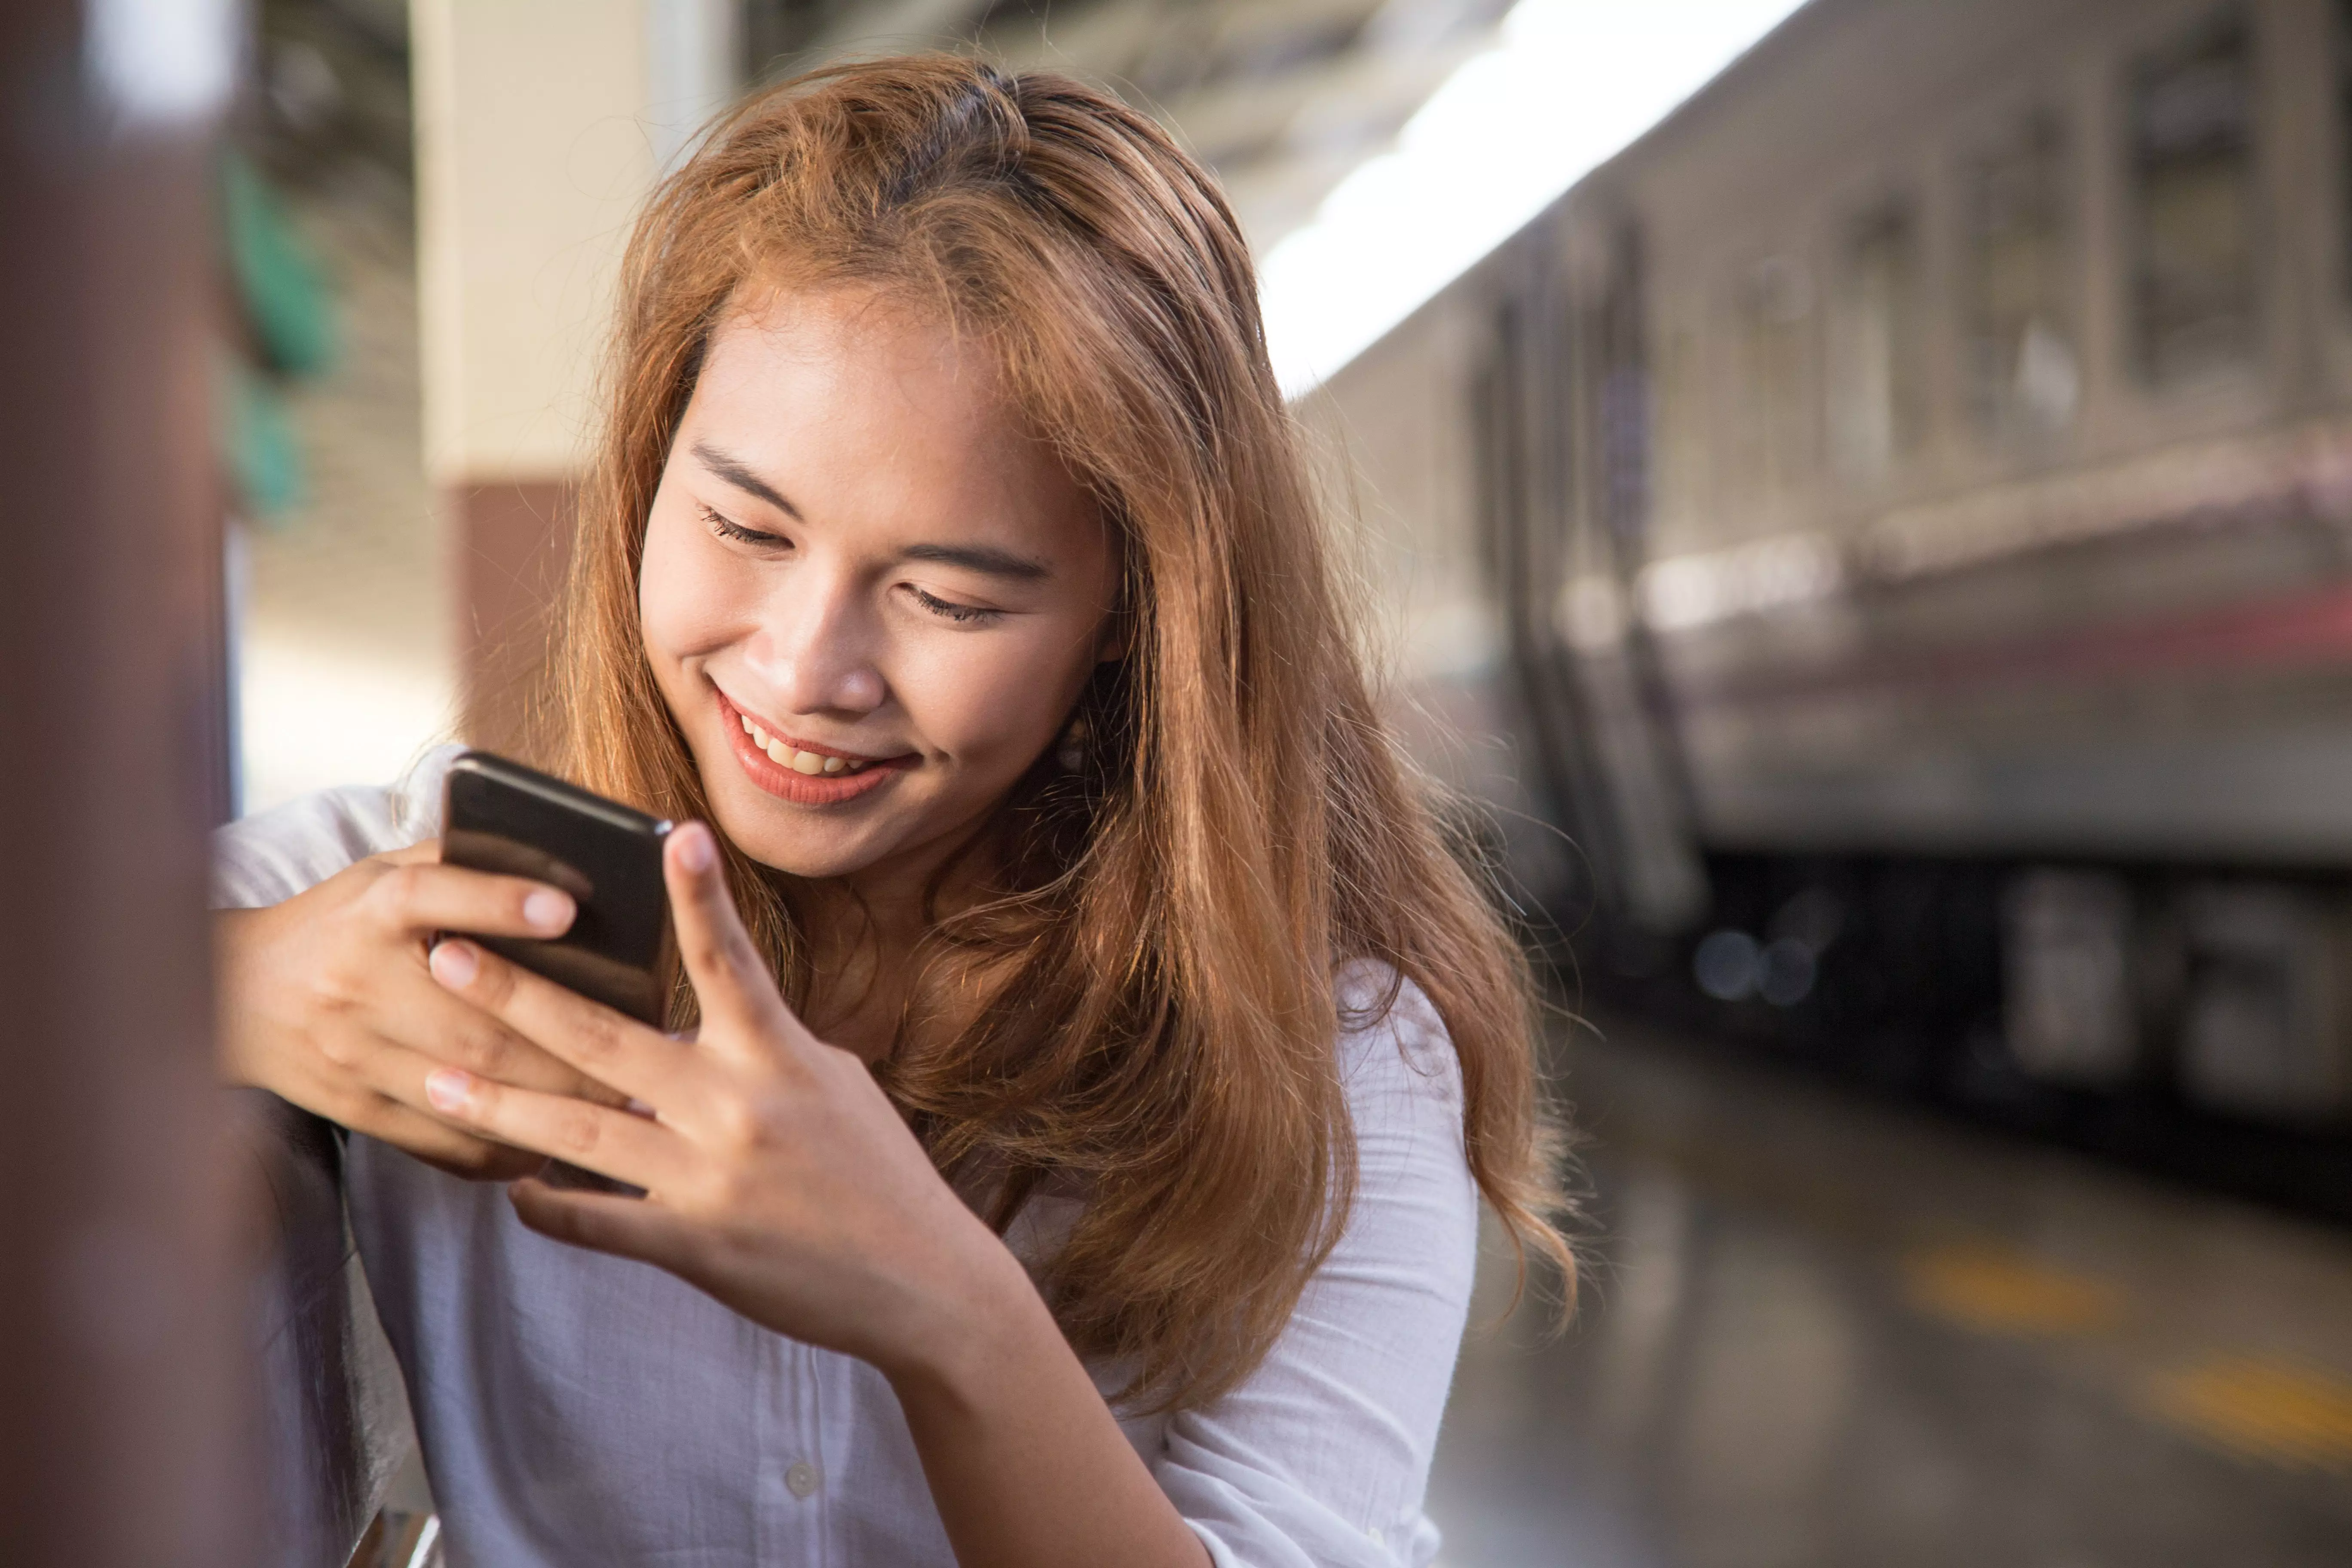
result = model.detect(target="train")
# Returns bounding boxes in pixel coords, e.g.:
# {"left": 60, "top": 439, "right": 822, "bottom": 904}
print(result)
{"left": 1308, "top": 0, "right": 2352, "bottom": 1213}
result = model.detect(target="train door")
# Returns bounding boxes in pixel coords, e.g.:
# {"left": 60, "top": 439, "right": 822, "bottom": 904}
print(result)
{"left": 1476, "top": 259, "right": 1611, "bottom": 918}
{"left": 1488, "top": 221, "right": 1708, "bottom": 935}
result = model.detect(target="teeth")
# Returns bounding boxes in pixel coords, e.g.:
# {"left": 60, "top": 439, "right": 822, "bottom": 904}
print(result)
{"left": 741, "top": 710, "right": 876, "bottom": 777}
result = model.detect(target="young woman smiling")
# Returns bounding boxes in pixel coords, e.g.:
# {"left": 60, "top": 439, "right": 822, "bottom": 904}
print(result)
{"left": 213, "top": 56, "right": 1571, "bottom": 1568}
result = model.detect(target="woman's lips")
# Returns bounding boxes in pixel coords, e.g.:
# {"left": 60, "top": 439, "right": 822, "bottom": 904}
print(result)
{"left": 715, "top": 691, "right": 914, "bottom": 805}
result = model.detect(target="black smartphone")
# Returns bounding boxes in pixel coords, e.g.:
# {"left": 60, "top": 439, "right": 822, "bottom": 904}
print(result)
{"left": 440, "top": 750, "right": 677, "bottom": 1026}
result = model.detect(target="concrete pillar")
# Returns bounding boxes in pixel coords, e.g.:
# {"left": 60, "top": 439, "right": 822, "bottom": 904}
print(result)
{"left": 410, "top": 0, "right": 738, "bottom": 754}
{"left": 0, "top": 0, "right": 251, "bottom": 1560}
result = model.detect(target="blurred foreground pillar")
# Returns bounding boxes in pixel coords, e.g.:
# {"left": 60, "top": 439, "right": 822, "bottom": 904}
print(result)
{"left": 0, "top": 1, "right": 249, "bottom": 1564}
{"left": 411, "top": 0, "right": 738, "bottom": 754}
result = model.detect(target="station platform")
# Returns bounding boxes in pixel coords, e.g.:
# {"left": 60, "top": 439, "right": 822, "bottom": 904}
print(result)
{"left": 1426, "top": 1014, "right": 2352, "bottom": 1568}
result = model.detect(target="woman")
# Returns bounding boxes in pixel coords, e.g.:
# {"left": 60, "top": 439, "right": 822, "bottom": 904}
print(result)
{"left": 215, "top": 56, "right": 1569, "bottom": 1568}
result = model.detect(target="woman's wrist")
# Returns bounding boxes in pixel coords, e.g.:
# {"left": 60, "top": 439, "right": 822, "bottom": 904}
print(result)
{"left": 870, "top": 1217, "right": 1207, "bottom": 1568}
{"left": 879, "top": 1231, "right": 1062, "bottom": 1419}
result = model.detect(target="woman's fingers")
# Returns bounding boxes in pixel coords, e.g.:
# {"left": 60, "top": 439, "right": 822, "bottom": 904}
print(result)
{"left": 428, "top": 937, "right": 689, "bottom": 1106}
{"left": 322, "top": 1030, "right": 580, "bottom": 1158}
{"left": 367, "top": 857, "right": 579, "bottom": 943}
{"left": 664, "top": 823, "right": 800, "bottom": 1057}
{"left": 423, "top": 1067, "right": 682, "bottom": 1192}
{"left": 385, "top": 971, "right": 632, "bottom": 1107}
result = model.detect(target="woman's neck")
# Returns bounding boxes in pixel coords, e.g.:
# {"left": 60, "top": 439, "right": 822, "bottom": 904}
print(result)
{"left": 785, "top": 822, "right": 995, "bottom": 1061}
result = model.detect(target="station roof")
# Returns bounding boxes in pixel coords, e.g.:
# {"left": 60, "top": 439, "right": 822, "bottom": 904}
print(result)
{"left": 763, "top": 0, "right": 1809, "bottom": 390}
{"left": 762, "top": 0, "right": 1516, "bottom": 254}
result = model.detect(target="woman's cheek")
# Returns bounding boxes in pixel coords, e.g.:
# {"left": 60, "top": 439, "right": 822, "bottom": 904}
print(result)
{"left": 893, "top": 630, "right": 1061, "bottom": 776}
{"left": 639, "top": 516, "right": 742, "bottom": 664}
{"left": 637, "top": 510, "right": 692, "bottom": 660}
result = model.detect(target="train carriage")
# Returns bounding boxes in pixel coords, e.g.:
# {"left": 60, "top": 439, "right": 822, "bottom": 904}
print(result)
{"left": 1308, "top": 0, "right": 2352, "bottom": 1196}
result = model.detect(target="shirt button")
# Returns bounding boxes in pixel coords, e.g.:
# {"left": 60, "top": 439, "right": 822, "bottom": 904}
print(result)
{"left": 785, "top": 1461, "right": 821, "bottom": 1499}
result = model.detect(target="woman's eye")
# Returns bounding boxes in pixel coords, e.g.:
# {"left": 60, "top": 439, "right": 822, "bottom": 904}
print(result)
{"left": 702, "top": 506, "right": 787, "bottom": 548}
{"left": 907, "top": 586, "right": 1004, "bottom": 626}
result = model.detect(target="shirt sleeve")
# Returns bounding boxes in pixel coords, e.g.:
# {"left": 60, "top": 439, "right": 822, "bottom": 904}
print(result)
{"left": 1155, "top": 964, "right": 1480, "bottom": 1568}
{"left": 211, "top": 746, "right": 460, "bottom": 909}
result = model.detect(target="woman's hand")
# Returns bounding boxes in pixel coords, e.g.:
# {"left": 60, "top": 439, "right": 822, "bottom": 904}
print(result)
{"left": 216, "top": 841, "right": 630, "bottom": 1180}
{"left": 420, "top": 822, "right": 1210, "bottom": 1568}
{"left": 415, "top": 821, "right": 1018, "bottom": 1373}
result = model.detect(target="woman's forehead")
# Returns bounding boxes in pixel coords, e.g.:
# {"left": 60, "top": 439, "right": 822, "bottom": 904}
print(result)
{"left": 680, "top": 290, "right": 1101, "bottom": 554}
{"left": 700, "top": 288, "right": 1003, "bottom": 421}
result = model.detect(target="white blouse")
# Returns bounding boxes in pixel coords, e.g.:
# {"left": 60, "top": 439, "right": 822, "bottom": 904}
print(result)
{"left": 215, "top": 747, "right": 1479, "bottom": 1568}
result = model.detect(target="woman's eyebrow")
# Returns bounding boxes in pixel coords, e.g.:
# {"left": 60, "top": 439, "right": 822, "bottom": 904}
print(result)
{"left": 900, "top": 542, "right": 1054, "bottom": 581}
{"left": 692, "top": 441, "right": 801, "bottom": 519}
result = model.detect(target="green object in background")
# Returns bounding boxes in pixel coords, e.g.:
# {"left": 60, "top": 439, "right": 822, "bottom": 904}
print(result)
{"left": 221, "top": 149, "right": 336, "bottom": 521}
{"left": 221, "top": 355, "right": 308, "bottom": 521}
{"left": 223, "top": 150, "right": 336, "bottom": 376}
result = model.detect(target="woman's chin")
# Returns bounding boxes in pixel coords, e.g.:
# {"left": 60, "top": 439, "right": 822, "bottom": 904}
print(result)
{"left": 710, "top": 813, "right": 894, "bottom": 882}
{"left": 693, "top": 750, "right": 912, "bottom": 879}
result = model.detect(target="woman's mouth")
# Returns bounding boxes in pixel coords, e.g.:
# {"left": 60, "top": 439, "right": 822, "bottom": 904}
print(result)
{"left": 715, "top": 691, "right": 914, "bottom": 805}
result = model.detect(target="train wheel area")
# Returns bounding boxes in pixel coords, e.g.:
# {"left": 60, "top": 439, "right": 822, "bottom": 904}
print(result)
{"left": 1425, "top": 1008, "right": 2352, "bottom": 1568}
{"left": 1567, "top": 852, "right": 2352, "bottom": 1228}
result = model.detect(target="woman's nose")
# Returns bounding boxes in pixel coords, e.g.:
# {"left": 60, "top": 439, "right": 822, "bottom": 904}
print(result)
{"left": 745, "top": 568, "right": 887, "bottom": 716}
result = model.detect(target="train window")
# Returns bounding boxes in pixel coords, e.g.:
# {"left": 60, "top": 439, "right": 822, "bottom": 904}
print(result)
{"left": 1727, "top": 256, "right": 1815, "bottom": 505}
{"left": 1829, "top": 202, "right": 1924, "bottom": 482}
{"left": 2127, "top": 11, "right": 2258, "bottom": 386}
{"left": 1963, "top": 113, "right": 2078, "bottom": 436}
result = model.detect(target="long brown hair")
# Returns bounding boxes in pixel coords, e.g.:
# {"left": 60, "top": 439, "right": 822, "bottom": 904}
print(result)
{"left": 543, "top": 54, "right": 1571, "bottom": 1411}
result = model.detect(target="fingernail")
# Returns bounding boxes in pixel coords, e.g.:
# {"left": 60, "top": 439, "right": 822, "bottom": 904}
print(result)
{"left": 425, "top": 1068, "right": 471, "bottom": 1113}
{"left": 676, "top": 823, "right": 715, "bottom": 873}
{"left": 524, "top": 888, "right": 574, "bottom": 933}
{"left": 429, "top": 939, "right": 478, "bottom": 987}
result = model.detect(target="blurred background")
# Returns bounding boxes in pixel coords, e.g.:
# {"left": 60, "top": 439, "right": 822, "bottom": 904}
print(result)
{"left": 199, "top": 0, "right": 2352, "bottom": 1562}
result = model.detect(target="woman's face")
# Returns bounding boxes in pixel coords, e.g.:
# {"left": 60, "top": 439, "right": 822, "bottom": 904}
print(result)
{"left": 638, "top": 289, "right": 1118, "bottom": 883}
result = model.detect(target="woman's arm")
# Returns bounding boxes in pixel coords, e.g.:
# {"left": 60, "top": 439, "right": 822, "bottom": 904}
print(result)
{"left": 1150, "top": 970, "right": 1481, "bottom": 1565}
{"left": 877, "top": 1246, "right": 1211, "bottom": 1568}
{"left": 416, "top": 821, "right": 1207, "bottom": 1568}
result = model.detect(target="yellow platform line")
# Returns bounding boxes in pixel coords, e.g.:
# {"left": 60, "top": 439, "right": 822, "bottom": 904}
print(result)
{"left": 2145, "top": 1355, "right": 2352, "bottom": 1473}
{"left": 1900, "top": 1243, "right": 2127, "bottom": 1337}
